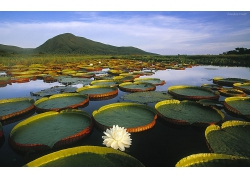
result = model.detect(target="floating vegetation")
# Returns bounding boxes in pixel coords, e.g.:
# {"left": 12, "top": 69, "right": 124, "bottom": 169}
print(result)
{"left": 121, "top": 91, "right": 173, "bottom": 103}
{"left": 168, "top": 85, "right": 220, "bottom": 101}
{"left": 34, "top": 93, "right": 89, "bottom": 113}
{"left": 218, "top": 88, "right": 247, "bottom": 97}
{"left": 175, "top": 153, "right": 250, "bottom": 167}
{"left": 24, "top": 145, "right": 144, "bottom": 167}
{"left": 76, "top": 85, "right": 118, "bottom": 100}
{"left": 9, "top": 109, "right": 93, "bottom": 153}
{"left": 213, "top": 77, "right": 250, "bottom": 87}
{"left": 30, "top": 86, "right": 77, "bottom": 97}
{"left": 223, "top": 97, "right": 250, "bottom": 119}
{"left": 119, "top": 82, "right": 156, "bottom": 92}
{"left": 201, "top": 83, "right": 223, "bottom": 91}
{"left": 59, "top": 77, "right": 93, "bottom": 86}
{"left": 0, "top": 97, "right": 35, "bottom": 122}
{"left": 155, "top": 99, "right": 224, "bottom": 126}
{"left": 134, "top": 77, "right": 166, "bottom": 86}
{"left": 205, "top": 120, "right": 250, "bottom": 158}
{"left": 233, "top": 83, "right": 250, "bottom": 95}
{"left": 0, "top": 122, "right": 3, "bottom": 138}
{"left": 197, "top": 99, "right": 224, "bottom": 109}
{"left": 90, "top": 79, "right": 119, "bottom": 87}
{"left": 92, "top": 102, "right": 157, "bottom": 133}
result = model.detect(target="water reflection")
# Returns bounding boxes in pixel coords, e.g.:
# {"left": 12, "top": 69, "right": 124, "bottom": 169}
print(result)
{"left": 0, "top": 65, "right": 249, "bottom": 167}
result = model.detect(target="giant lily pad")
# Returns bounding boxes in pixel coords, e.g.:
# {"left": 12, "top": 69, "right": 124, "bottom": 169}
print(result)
{"left": 59, "top": 77, "right": 92, "bottom": 85}
{"left": 205, "top": 120, "right": 250, "bottom": 158}
{"left": 223, "top": 97, "right": 250, "bottom": 119}
{"left": 31, "top": 86, "right": 77, "bottom": 97}
{"left": 134, "top": 77, "right": 166, "bottom": 86}
{"left": 121, "top": 91, "right": 173, "bottom": 103}
{"left": 92, "top": 102, "right": 157, "bottom": 133}
{"left": 175, "top": 153, "right": 250, "bottom": 167}
{"left": 218, "top": 88, "right": 246, "bottom": 97}
{"left": 76, "top": 85, "right": 118, "bottom": 100}
{"left": 34, "top": 93, "right": 89, "bottom": 113}
{"left": 168, "top": 85, "right": 220, "bottom": 101}
{"left": 24, "top": 145, "right": 144, "bottom": 167}
{"left": 213, "top": 77, "right": 250, "bottom": 87}
{"left": 119, "top": 82, "right": 156, "bottom": 92}
{"left": 9, "top": 109, "right": 93, "bottom": 153}
{"left": 233, "top": 83, "right": 250, "bottom": 94}
{"left": 155, "top": 100, "right": 224, "bottom": 126}
{"left": 90, "top": 79, "right": 119, "bottom": 87}
{"left": 0, "top": 97, "right": 35, "bottom": 121}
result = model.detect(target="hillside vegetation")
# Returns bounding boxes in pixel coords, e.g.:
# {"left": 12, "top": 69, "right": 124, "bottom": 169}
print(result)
{"left": 0, "top": 33, "right": 157, "bottom": 56}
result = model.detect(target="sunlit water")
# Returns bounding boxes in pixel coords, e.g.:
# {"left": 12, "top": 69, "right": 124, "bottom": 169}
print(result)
{"left": 0, "top": 65, "right": 249, "bottom": 167}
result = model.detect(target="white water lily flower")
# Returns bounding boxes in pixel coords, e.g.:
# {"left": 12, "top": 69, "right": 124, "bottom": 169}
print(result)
{"left": 102, "top": 125, "right": 132, "bottom": 151}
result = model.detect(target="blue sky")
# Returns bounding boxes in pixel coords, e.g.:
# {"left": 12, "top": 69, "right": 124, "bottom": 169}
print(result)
{"left": 0, "top": 2, "right": 249, "bottom": 55}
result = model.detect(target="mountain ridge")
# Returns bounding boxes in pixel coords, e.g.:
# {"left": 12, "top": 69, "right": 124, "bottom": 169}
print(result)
{"left": 0, "top": 33, "right": 158, "bottom": 56}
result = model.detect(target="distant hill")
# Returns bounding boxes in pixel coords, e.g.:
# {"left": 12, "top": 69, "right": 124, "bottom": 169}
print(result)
{"left": 0, "top": 33, "right": 158, "bottom": 56}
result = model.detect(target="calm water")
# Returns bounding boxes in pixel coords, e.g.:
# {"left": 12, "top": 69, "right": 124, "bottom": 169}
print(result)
{"left": 0, "top": 65, "right": 249, "bottom": 167}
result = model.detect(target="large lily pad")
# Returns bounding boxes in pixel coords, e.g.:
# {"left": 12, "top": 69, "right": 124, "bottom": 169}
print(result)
{"left": 92, "top": 102, "right": 157, "bottom": 133}
{"left": 175, "top": 153, "right": 250, "bottom": 167}
{"left": 90, "top": 79, "right": 119, "bottom": 87}
{"left": 213, "top": 77, "right": 250, "bottom": 87}
{"left": 233, "top": 83, "right": 250, "bottom": 94}
{"left": 168, "top": 85, "right": 220, "bottom": 101}
{"left": 9, "top": 109, "right": 93, "bottom": 153}
{"left": 0, "top": 122, "right": 3, "bottom": 138}
{"left": 34, "top": 93, "right": 89, "bottom": 113}
{"left": 76, "top": 85, "right": 118, "bottom": 100}
{"left": 223, "top": 97, "right": 250, "bottom": 119}
{"left": 205, "top": 120, "right": 250, "bottom": 158}
{"left": 155, "top": 99, "right": 224, "bottom": 126}
{"left": 0, "top": 97, "right": 35, "bottom": 121}
{"left": 121, "top": 91, "right": 174, "bottom": 103}
{"left": 218, "top": 88, "right": 246, "bottom": 97}
{"left": 24, "top": 145, "right": 144, "bottom": 167}
{"left": 31, "top": 86, "right": 77, "bottom": 97}
{"left": 134, "top": 77, "right": 166, "bottom": 86}
{"left": 59, "top": 77, "right": 92, "bottom": 85}
{"left": 119, "top": 82, "right": 156, "bottom": 92}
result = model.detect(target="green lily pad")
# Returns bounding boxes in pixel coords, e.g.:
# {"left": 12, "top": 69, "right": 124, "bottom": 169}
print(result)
{"left": 90, "top": 79, "right": 119, "bottom": 87}
{"left": 76, "top": 85, "right": 118, "bottom": 100}
{"left": 34, "top": 93, "right": 89, "bottom": 113}
{"left": 9, "top": 109, "right": 93, "bottom": 152}
{"left": 201, "top": 84, "right": 223, "bottom": 91}
{"left": 134, "top": 78, "right": 166, "bottom": 86}
{"left": 168, "top": 85, "right": 220, "bottom": 101}
{"left": 176, "top": 153, "right": 250, "bottom": 167}
{"left": 121, "top": 91, "right": 174, "bottom": 103}
{"left": 31, "top": 86, "right": 77, "bottom": 97}
{"left": 219, "top": 88, "right": 246, "bottom": 97}
{"left": 213, "top": 77, "right": 250, "bottom": 87}
{"left": 205, "top": 120, "right": 250, "bottom": 158}
{"left": 155, "top": 99, "right": 224, "bottom": 126}
{"left": 92, "top": 102, "right": 157, "bottom": 133}
{"left": 0, "top": 97, "right": 35, "bottom": 121}
{"left": 59, "top": 77, "right": 92, "bottom": 85}
{"left": 24, "top": 145, "right": 144, "bottom": 167}
{"left": 223, "top": 97, "right": 250, "bottom": 119}
{"left": 233, "top": 83, "right": 250, "bottom": 94}
{"left": 197, "top": 99, "right": 223, "bottom": 109}
{"left": 119, "top": 82, "right": 156, "bottom": 92}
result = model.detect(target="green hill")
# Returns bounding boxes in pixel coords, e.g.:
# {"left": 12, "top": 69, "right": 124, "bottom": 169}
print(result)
{"left": 35, "top": 33, "right": 157, "bottom": 55}
{"left": 0, "top": 33, "right": 158, "bottom": 56}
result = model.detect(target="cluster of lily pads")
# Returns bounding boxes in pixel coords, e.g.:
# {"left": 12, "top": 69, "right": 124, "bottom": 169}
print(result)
{"left": 1, "top": 60, "right": 250, "bottom": 167}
